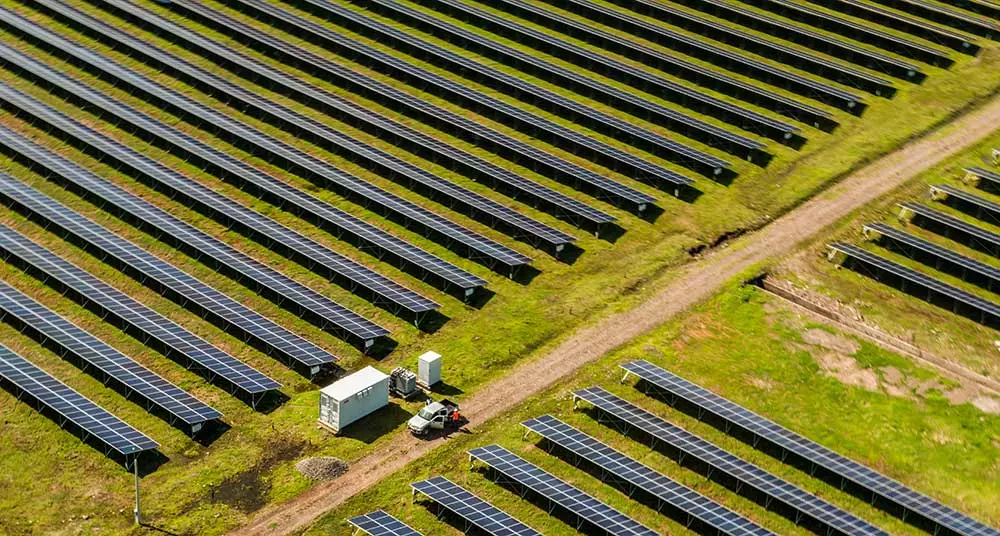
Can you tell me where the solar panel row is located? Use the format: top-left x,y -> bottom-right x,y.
522,414 -> 778,536
827,0 -> 999,39
799,0 -> 981,52
0,42 -> 486,295
965,166 -> 1000,193
931,184 -> 1000,226
938,0 -> 1000,19
164,0 -> 660,211
348,510 -> 423,536
357,0 -> 802,146
864,222 -> 1000,292
572,388 -> 888,536
732,0 -> 953,65
0,172 -> 338,375
532,0 -> 895,95
0,11 -> 533,273
0,343 -> 158,456
411,476 -> 541,536
586,0 -> 925,82
828,241 -> 1000,325
0,224 -> 282,398
0,280 -> 223,428
0,83 -> 441,319
621,360 -> 1000,536
0,119 -> 390,345
899,202 -> 1000,257
86,0 -> 614,232
223,0 -> 714,182
469,444 -> 659,536
47,0 -> 574,253
470,0 -> 860,119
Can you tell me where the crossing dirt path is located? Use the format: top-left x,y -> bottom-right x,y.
233,95 -> 1000,536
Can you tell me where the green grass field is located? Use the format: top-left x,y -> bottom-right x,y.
0,0 -> 997,533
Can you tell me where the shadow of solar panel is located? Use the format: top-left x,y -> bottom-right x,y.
162,0 -> 658,210
935,0 -> 1000,19
0,224 -> 282,397
217,0 -> 712,182
899,202 -> 1000,257
864,0 -> 999,37
828,242 -> 1000,325
462,0 -> 858,120
62,0 -> 614,234
340,0 -> 799,148
411,476 -> 541,536
0,119 -> 388,344
621,360 -> 1000,536
348,510 -> 423,536
0,82 -> 439,318
0,344 -> 158,456
0,12 -> 532,272
0,280 -> 222,428
0,172 -> 337,374
571,388 -> 887,536
40,0 -> 575,253
931,184 -> 1000,226
468,444 -> 659,536
863,222 -> 1000,292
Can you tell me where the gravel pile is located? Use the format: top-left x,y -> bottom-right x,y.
295,457 -> 349,481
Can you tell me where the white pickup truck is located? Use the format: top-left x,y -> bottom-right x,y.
407,399 -> 459,435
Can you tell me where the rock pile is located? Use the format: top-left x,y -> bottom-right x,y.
295,457 -> 349,481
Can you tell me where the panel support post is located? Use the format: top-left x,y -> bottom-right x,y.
133,456 -> 141,526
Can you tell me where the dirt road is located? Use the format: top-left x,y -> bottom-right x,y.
234,95 -> 1000,536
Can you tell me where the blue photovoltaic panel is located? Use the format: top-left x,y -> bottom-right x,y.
221,0 -> 710,182
931,184 -> 1000,225
572,388 -> 887,536
0,119 -> 387,343
522,415 -> 777,536
0,280 -> 222,426
40,0 -> 573,251
900,202 -> 1000,256
0,172 -> 337,371
164,0 -> 657,210
346,0 -> 797,147
468,444 -> 658,536
621,360 -> 1000,536
0,223 -> 281,396
347,510 -> 423,536
0,343 -> 158,455
0,12 -> 531,271
0,82 -> 438,316
411,476 -> 540,536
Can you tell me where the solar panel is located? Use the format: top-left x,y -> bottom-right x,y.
576,0 -> 924,82
803,0 -> 991,46
410,476 -> 541,536
42,0 -> 573,253
877,0 -> 998,37
965,166 -> 1000,193
0,119 -> 388,345
222,0 -> 712,183
467,0 -> 857,120
0,280 -> 223,428
730,0 -> 952,65
864,222 -> 1000,292
899,202 -> 1000,257
571,388 -> 888,536
164,0 -> 659,209
89,0 -> 613,231
0,224 -> 281,398
522,415 -> 778,536
937,0 -> 1000,19
348,0 -> 800,148
468,444 -> 659,536
0,172 -> 337,374
0,343 -> 158,456
532,0 -> 894,96
931,184 -> 1000,226
347,510 -> 423,536
621,360 -> 1000,536
0,45 -> 485,294
0,12 -> 532,272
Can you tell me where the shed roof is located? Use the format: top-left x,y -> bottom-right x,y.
321,366 -> 388,401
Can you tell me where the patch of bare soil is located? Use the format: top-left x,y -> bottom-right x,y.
801,328 -> 860,355
211,438 -> 309,514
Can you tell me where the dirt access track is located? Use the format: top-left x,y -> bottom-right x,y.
234,95 -> 1000,536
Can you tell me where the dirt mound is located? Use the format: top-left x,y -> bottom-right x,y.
295,457 -> 349,481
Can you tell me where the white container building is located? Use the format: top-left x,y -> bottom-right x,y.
318,366 -> 389,433
417,351 -> 441,388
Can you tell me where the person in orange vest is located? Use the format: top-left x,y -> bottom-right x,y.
451,409 -> 461,427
